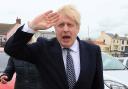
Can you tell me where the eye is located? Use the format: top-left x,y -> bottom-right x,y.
58,23 -> 65,27
67,23 -> 73,27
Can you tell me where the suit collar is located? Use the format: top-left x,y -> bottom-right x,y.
74,38 -> 90,88
50,38 -> 69,89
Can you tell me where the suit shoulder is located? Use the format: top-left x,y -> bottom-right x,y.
81,40 -> 99,47
36,37 -> 47,42
80,40 -> 100,50
36,37 -> 56,45
80,40 -> 101,58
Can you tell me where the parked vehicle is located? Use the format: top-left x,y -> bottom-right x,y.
123,59 -> 128,68
0,51 -> 128,89
102,52 -> 128,89
115,57 -> 128,68
116,57 -> 128,62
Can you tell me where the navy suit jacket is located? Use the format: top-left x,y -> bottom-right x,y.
4,26 -> 104,89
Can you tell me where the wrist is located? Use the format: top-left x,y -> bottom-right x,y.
22,22 -> 36,34
28,21 -> 37,31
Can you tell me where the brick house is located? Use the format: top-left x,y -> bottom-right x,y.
0,18 -> 21,47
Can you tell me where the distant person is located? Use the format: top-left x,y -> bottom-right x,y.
4,4 -> 104,89
0,57 -> 43,89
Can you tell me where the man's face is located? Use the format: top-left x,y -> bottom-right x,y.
54,15 -> 79,48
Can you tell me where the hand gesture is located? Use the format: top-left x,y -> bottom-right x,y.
0,75 -> 8,84
29,10 -> 60,31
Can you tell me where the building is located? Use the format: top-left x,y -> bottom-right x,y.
0,18 -> 55,47
32,30 -> 56,42
96,31 -> 128,57
0,18 -> 21,47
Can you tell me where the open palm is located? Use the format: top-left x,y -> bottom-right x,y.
29,10 -> 60,31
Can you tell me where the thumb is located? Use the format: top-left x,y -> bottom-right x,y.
4,76 -> 8,80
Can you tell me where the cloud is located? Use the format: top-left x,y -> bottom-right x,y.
1,0 -> 128,39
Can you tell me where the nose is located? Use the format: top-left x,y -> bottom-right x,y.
63,24 -> 69,32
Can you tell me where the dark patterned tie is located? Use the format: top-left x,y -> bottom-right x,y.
65,48 -> 76,89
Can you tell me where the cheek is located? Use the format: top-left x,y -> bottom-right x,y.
72,30 -> 79,36
55,29 -> 62,38
75,29 -> 79,35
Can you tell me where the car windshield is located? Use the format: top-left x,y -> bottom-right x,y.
102,53 -> 126,70
0,52 -> 9,73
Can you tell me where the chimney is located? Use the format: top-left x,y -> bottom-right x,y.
101,31 -> 105,35
16,17 -> 21,24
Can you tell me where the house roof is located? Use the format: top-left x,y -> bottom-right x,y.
119,37 -> 128,40
106,33 -> 115,38
93,41 -> 105,45
106,33 -> 128,40
6,24 -> 21,40
0,23 -> 15,35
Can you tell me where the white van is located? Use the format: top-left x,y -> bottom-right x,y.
102,53 -> 128,89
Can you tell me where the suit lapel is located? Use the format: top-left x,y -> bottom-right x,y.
74,39 -> 90,88
50,39 -> 69,89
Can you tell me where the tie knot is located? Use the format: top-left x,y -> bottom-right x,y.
63,48 -> 71,52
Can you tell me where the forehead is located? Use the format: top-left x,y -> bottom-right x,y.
57,14 -> 76,24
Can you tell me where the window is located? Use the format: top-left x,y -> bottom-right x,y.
122,40 -> 124,44
121,46 -> 124,50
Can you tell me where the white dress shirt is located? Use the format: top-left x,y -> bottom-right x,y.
62,40 -> 80,81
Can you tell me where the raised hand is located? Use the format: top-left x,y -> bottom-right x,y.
29,10 -> 60,31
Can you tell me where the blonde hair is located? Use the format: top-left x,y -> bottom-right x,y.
57,5 -> 81,26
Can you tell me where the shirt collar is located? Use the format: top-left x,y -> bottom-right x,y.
61,39 -> 79,53
70,39 -> 79,52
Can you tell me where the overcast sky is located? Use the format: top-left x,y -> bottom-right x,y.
0,0 -> 128,39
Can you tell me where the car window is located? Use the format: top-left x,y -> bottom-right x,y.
126,60 -> 128,66
0,52 -> 9,73
124,59 -> 128,68
102,53 -> 126,70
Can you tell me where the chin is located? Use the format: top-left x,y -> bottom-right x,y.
61,42 -> 72,48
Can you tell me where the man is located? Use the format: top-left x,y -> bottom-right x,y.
4,5 -> 104,89
0,57 -> 43,89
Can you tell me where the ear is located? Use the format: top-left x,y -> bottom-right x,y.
76,25 -> 80,33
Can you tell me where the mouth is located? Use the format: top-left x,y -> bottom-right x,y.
62,36 -> 71,41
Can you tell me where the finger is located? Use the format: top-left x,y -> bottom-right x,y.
44,17 -> 59,28
2,76 -> 8,79
1,76 -> 8,81
1,79 -> 7,84
34,10 -> 53,21
51,17 -> 60,25
47,12 -> 59,20
44,10 -> 53,16
49,14 -> 60,22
